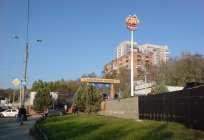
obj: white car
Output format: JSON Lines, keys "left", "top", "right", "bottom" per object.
{"left": 0, "top": 109, "right": 19, "bottom": 117}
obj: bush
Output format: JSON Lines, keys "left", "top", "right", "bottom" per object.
{"left": 154, "top": 84, "right": 169, "bottom": 94}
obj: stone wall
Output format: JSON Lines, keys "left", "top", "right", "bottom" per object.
{"left": 98, "top": 97, "right": 139, "bottom": 120}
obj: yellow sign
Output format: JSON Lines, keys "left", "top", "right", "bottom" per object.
{"left": 81, "top": 78, "right": 120, "bottom": 84}
{"left": 12, "top": 78, "right": 20, "bottom": 86}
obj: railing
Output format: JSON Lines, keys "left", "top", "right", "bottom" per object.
{"left": 35, "top": 124, "right": 49, "bottom": 140}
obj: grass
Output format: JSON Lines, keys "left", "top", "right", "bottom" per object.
{"left": 36, "top": 114, "right": 203, "bottom": 140}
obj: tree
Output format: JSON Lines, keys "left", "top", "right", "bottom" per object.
{"left": 120, "top": 86, "right": 131, "bottom": 98}
{"left": 31, "top": 80, "right": 45, "bottom": 91}
{"left": 147, "top": 52, "right": 204, "bottom": 87}
{"left": 73, "top": 85, "right": 103, "bottom": 113}
{"left": 32, "top": 81, "right": 52, "bottom": 111}
{"left": 116, "top": 68, "right": 130, "bottom": 93}
{"left": 73, "top": 85, "right": 86, "bottom": 111}
{"left": 103, "top": 67, "right": 130, "bottom": 95}
{"left": 102, "top": 70, "right": 117, "bottom": 79}
{"left": 81, "top": 72, "right": 97, "bottom": 78}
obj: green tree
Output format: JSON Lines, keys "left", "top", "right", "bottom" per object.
{"left": 74, "top": 85, "right": 86, "bottom": 111}
{"left": 32, "top": 81, "right": 52, "bottom": 111}
{"left": 74, "top": 85, "right": 102, "bottom": 113}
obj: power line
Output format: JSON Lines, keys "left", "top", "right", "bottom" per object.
{"left": 0, "top": 61, "right": 23, "bottom": 67}
{"left": 0, "top": 62, "right": 23, "bottom": 71}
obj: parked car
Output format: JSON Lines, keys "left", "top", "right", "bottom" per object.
{"left": 42, "top": 109, "right": 65, "bottom": 117}
{"left": 183, "top": 82, "right": 204, "bottom": 90}
{"left": 0, "top": 107, "right": 6, "bottom": 112}
{"left": 0, "top": 109, "right": 19, "bottom": 117}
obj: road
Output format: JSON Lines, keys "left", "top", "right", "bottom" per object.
{"left": 0, "top": 115, "right": 40, "bottom": 140}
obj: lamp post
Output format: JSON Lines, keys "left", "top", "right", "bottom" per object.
{"left": 125, "top": 15, "right": 139, "bottom": 96}
{"left": 14, "top": 35, "right": 42, "bottom": 105}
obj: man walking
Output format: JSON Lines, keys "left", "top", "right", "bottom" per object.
{"left": 72, "top": 103, "right": 78, "bottom": 114}
{"left": 18, "top": 105, "right": 26, "bottom": 126}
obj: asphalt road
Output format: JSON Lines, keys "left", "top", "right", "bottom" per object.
{"left": 0, "top": 115, "right": 41, "bottom": 140}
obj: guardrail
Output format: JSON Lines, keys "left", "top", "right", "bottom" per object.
{"left": 35, "top": 124, "right": 49, "bottom": 140}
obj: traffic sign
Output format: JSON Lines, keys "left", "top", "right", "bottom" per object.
{"left": 12, "top": 78, "right": 20, "bottom": 86}
{"left": 21, "top": 80, "right": 26, "bottom": 85}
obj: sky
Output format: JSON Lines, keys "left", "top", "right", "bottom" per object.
{"left": 0, "top": 0, "right": 204, "bottom": 89}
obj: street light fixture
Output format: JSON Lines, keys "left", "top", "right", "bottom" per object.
{"left": 14, "top": 35, "right": 42, "bottom": 105}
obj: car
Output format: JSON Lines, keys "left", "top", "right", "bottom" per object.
{"left": 183, "top": 82, "right": 204, "bottom": 90}
{"left": 42, "top": 109, "right": 65, "bottom": 117}
{"left": 0, "top": 107, "right": 6, "bottom": 112}
{"left": 0, "top": 109, "right": 19, "bottom": 118}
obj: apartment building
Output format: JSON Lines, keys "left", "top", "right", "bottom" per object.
{"left": 104, "top": 41, "right": 170, "bottom": 81}
{"left": 114, "top": 41, "right": 139, "bottom": 59}
{"left": 104, "top": 51, "right": 153, "bottom": 80}
{"left": 140, "top": 44, "right": 170, "bottom": 65}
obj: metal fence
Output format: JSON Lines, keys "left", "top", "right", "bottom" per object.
{"left": 35, "top": 124, "right": 49, "bottom": 140}
{"left": 139, "top": 86, "right": 204, "bottom": 130}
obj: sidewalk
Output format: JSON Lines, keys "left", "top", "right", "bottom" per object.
{"left": 0, "top": 115, "right": 41, "bottom": 140}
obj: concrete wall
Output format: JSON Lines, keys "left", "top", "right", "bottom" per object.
{"left": 98, "top": 97, "right": 139, "bottom": 120}
{"left": 166, "top": 86, "right": 183, "bottom": 92}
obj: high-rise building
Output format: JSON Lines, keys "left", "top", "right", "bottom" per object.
{"left": 140, "top": 44, "right": 170, "bottom": 65}
{"left": 114, "top": 41, "right": 138, "bottom": 59}
{"left": 104, "top": 42, "right": 170, "bottom": 82}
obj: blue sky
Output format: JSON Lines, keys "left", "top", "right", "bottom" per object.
{"left": 0, "top": 0, "right": 204, "bottom": 89}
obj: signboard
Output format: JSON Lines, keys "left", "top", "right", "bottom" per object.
{"left": 88, "top": 83, "right": 111, "bottom": 89}
{"left": 12, "top": 78, "right": 20, "bottom": 86}
{"left": 125, "top": 15, "right": 139, "bottom": 31}
{"left": 81, "top": 78, "right": 120, "bottom": 84}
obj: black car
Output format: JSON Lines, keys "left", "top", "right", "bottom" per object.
{"left": 0, "top": 107, "right": 6, "bottom": 112}
{"left": 183, "top": 82, "right": 204, "bottom": 90}
{"left": 42, "top": 109, "right": 65, "bottom": 117}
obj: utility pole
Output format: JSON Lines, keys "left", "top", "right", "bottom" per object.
{"left": 14, "top": 0, "right": 41, "bottom": 105}
{"left": 21, "top": 42, "right": 28, "bottom": 106}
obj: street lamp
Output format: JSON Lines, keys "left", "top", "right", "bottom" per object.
{"left": 14, "top": 35, "right": 42, "bottom": 105}
{"left": 125, "top": 15, "right": 139, "bottom": 96}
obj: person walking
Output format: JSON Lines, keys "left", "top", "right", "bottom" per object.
{"left": 44, "top": 107, "right": 49, "bottom": 117}
{"left": 72, "top": 103, "right": 78, "bottom": 114}
{"left": 18, "top": 105, "right": 26, "bottom": 126}
{"left": 64, "top": 104, "right": 67, "bottom": 112}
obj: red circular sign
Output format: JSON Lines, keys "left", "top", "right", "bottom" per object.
{"left": 125, "top": 15, "right": 139, "bottom": 31}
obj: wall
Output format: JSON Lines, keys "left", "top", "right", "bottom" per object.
{"left": 30, "top": 92, "right": 37, "bottom": 106}
{"left": 98, "top": 97, "right": 139, "bottom": 120}
{"left": 166, "top": 86, "right": 183, "bottom": 92}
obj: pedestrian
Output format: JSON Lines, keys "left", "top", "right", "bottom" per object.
{"left": 72, "top": 103, "right": 78, "bottom": 114}
{"left": 18, "top": 105, "right": 26, "bottom": 126}
{"left": 64, "top": 104, "right": 67, "bottom": 112}
{"left": 16, "top": 107, "right": 21, "bottom": 122}
{"left": 44, "top": 107, "right": 49, "bottom": 117}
